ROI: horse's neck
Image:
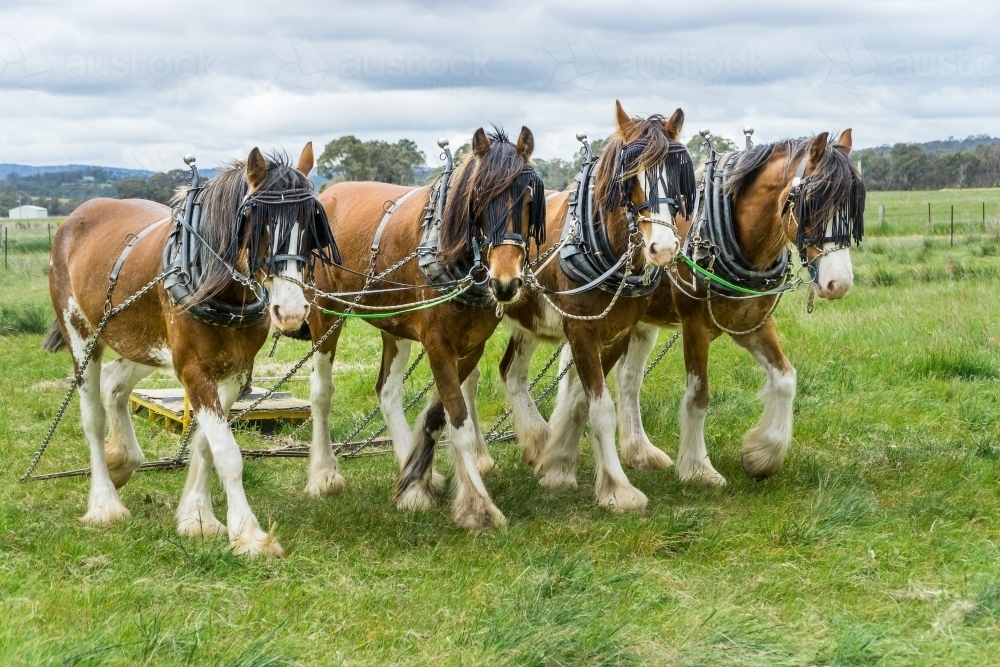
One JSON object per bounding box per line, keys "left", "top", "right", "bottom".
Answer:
{"left": 731, "top": 161, "right": 791, "bottom": 270}
{"left": 602, "top": 208, "right": 632, "bottom": 256}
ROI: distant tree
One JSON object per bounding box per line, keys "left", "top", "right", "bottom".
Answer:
{"left": 116, "top": 170, "right": 189, "bottom": 204}
{"left": 317, "top": 136, "right": 426, "bottom": 185}
{"left": 686, "top": 134, "right": 737, "bottom": 166}
{"left": 889, "top": 144, "right": 930, "bottom": 190}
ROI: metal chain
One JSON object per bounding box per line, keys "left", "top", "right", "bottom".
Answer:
{"left": 483, "top": 329, "right": 682, "bottom": 444}
{"left": 527, "top": 239, "right": 640, "bottom": 322}
{"left": 333, "top": 348, "right": 426, "bottom": 453}
{"left": 481, "top": 342, "right": 566, "bottom": 442}
{"left": 20, "top": 269, "right": 177, "bottom": 481}
{"left": 706, "top": 292, "right": 782, "bottom": 337}
{"left": 194, "top": 249, "right": 425, "bottom": 460}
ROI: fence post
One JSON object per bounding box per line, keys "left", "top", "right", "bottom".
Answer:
{"left": 984, "top": 202, "right": 987, "bottom": 230}
{"left": 878, "top": 203, "right": 885, "bottom": 227}
{"left": 48, "top": 223, "right": 52, "bottom": 245}
{"left": 3, "top": 226, "right": 7, "bottom": 270}
{"left": 928, "top": 202, "right": 931, "bottom": 230}
{"left": 950, "top": 204, "right": 954, "bottom": 247}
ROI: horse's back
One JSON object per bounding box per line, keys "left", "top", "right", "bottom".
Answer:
{"left": 50, "top": 198, "right": 172, "bottom": 335}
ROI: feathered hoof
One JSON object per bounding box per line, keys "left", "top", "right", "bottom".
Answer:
{"left": 476, "top": 452, "right": 497, "bottom": 476}
{"left": 81, "top": 497, "right": 131, "bottom": 525}
{"left": 304, "top": 470, "right": 346, "bottom": 498}
{"left": 677, "top": 458, "right": 728, "bottom": 487}
{"left": 621, "top": 438, "right": 674, "bottom": 470}
{"left": 537, "top": 467, "right": 578, "bottom": 491}
{"left": 176, "top": 512, "right": 227, "bottom": 539}
{"left": 396, "top": 480, "right": 437, "bottom": 512}
{"left": 231, "top": 526, "right": 284, "bottom": 558}
{"left": 597, "top": 482, "right": 648, "bottom": 513}
{"left": 741, "top": 431, "right": 787, "bottom": 480}
{"left": 452, "top": 494, "right": 506, "bottom": 533}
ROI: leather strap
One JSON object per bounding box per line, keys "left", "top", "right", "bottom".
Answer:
{"left": 372, "top": 188, "right": 421, "bottom": 254}
{"left": 110, "top": 217, "right": 169, "bottom": 284}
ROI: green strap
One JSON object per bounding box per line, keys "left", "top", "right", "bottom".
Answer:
{"left": 315, "top": 287, "right": 469, "bottom": 320}
{"left": 677, "top": 254, "right": 795, "bottom": 297}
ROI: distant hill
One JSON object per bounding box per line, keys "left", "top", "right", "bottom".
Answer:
{"left": 0, "top": 163, "right": 153, "bottom": 180}
{"left": 864, "top": 135, "right": 1000, "bottom": 155}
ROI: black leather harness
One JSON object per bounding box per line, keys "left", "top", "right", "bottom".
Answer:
{"left": 557, "top": 137, "right": 694, "bottom": 298}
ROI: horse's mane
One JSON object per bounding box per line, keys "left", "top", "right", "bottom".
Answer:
{"left": 725, "top": 136, "right": 865, "bottom": 250}
{"left": 174, "top": 151, "right": 321, "bottom": 304}
{"left": 438, "top": 127, "right": 545, "bottom": 266}
{"left": 594, "top": 114, "right": 694, "bottom": 217}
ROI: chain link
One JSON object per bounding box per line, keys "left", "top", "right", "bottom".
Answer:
{"left": 20, "top": 269, "right": 178, "bottom": 481}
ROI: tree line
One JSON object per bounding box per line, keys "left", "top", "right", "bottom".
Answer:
{"left": 854, "top": 139, "right": 1000, "bottom": 191}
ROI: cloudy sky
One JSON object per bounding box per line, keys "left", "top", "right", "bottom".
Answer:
{"left": 0, "top": 0, "right": 996, "bottom": 171}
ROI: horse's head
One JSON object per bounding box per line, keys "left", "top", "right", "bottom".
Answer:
{"left": 783, "top": 129, "right": 865, "bottom": 300}
{"left": 192, "top": 144, "right": 337, "bottom": 333}
{"left": 596, "top": 101, "right": 696, "bottom": 269}
{"left": 440, "top": 126, "right": 546, "bottom": 305}
{"left": 243, "top": 143, "right": 338, "bottom": 332}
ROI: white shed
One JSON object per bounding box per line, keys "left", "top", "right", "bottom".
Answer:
{"left": 8, "top": 205, "right": 48, "bottom": 219}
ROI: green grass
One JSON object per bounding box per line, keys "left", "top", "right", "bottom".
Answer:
{"left": 3, "top": 203, "right": 1000, "bottom": 664}
{"left": 864, "top": 188, "right": 1000, "bottom": 237}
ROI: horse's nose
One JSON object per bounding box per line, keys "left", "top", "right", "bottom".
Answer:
{"left": 271, "top": 303, "right": 310, "bottom": 330}
{"left": 822, "top": 278, "right": 852, "bottom": 299}
{"left": 647, "top": 238, "right": 679, "bottom": 266}
{"left": 489, "top": 277, "right": 522, "bottom": 303}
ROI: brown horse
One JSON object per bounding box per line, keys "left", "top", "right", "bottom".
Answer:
{"left": 608, "top": 130, "right": 864, "bottom": 484}
{"left": 44, "top": 144, "right": 332, "bottom": 556}
{"left": 409, "top": 101, "right": 696, "bottom": 513}
{"left": 304, "top": 127, "right": 545, "bottom": 531}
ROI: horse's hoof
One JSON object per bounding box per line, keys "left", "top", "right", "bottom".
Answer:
{"left": 81, "top": 497, "right": 131, "bottom": 525}
{"left": 231, "top": 528, "right": 284, "bottom": 558}
{"left": 452, "top": 495, "right": 506, "bottom": 532}
{"left": 537, "top": 468, "right": 578, "bottom": 491}
{"left": 304, "top": 470, "right": 346, "bottom": 498}
{"left": 677, "top": 459, "right": 728, "bottom": 487}
{"left": 396, "top": 480, "right": 436, "bottom": 512}
{"left": 621, "top": 438, "right": 674, "bottom": 470}
{"left": 597, "top": 483, "right": 648, "bottom": 512}
{"left": 176, "top": 511, "right": 227, "bottom": 539}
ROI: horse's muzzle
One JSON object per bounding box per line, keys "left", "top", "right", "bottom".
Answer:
{"left": 489, "top": 277, "right": 523, "bottom": 304}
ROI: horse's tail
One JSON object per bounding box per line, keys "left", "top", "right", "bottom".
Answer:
{"left": 394, "top": 399, "right": 447, "bottom": 501}
{"left": 41, "top": 319, "right": 65, "bottom": 353}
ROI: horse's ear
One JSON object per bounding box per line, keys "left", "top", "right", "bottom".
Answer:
{"left": 615, "top": 100, "right": 635, "bottom": 135}
{"left": 807, "top": 132, "right": 829, "bottom": 167}
{"left": 246, "top": 147, "right": 268, "bottom": 190}
{"left": 515, "top": 126, "right": 534, "bottom": 160}
{"left": 297, "top": 142, "right": 315, "bottom": 175}
{"left": 472, "top": 128, "right": 491, "bottom": 158}
{"left": 834, "top": 128, "right": 853, "bottom": 154}
{"left": 664, "top": 108, "right": 684, "bottom": 141}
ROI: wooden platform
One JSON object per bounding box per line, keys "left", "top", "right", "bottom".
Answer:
{"left": 130, "top": 386, "right": 311, "bottom": 433}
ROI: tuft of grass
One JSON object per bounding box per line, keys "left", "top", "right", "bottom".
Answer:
{"left": 776, "top": 477, "right": 876, "bottom": 545}
{"left": 913, "top": 349, "right": 999, "bottom": 381}
{"left": 0, "top": 304, "right": 51, "bottom": 336}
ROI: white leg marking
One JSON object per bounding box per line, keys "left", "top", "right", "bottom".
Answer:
{"left": 449, "top": 415, "right": 505, "bottom": 531}
{"left": 589, "top": 386, "right": 648, "bottom": 511}
{"left": 741, "top": 349, "right": 797, "bottom": 479}
{"left": 101, "top": 358, "right": 154, "bottom": 488}
{"left": 379, "top": 339, "right": 414, "bottom": 468}
{"left": 675, "top": 373, "right": 727, "bottom": 486}
{"left": 79, "top": 354, "right": 131, "bottom": 525}
{"left": 462, "top": 365, "right": 495, "bottom": 475}
{"left": 615, "top": 324, "right": 674, "bottom": 470}
{"left": 176, "top": 427, "right": 226, "bottom": 538}
{"left": 305, "top": 351, "right": 345, "bottom": 497}
{"left": 503, "top": 332, "right": 550, "bottom": 466}
{"left": 535, "top": 357, "right": 586, "bottom": 491}
{"left": 197, "top": 376, "right": 283, "bottom": 557}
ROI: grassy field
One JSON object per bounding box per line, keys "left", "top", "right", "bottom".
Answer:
{"left": 864, "top": 188, "right": 1000, "bottom": 238}
{"left": 3, "top": 199, "right": 1000, "bottom": 665}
